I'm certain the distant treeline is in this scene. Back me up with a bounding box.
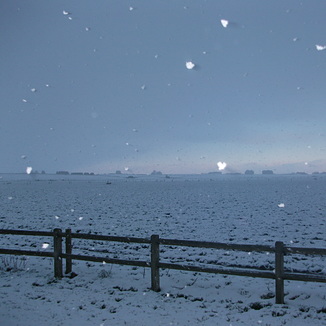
[56,171,95,176]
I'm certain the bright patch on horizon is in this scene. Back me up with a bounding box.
[220,19,229,28]
[186,61,195,70]
[278,203,285,208]
[26,167,32,174]
[316,44,326,51]
[217,162,227,171]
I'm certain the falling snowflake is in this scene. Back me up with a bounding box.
[220,19,229,28]
[30,88,37,92]
[85,27,90,31]
[78,217,83,221]
[22,99,27,103]
[185,61,195,70]
[278,203,285,208]
[42,243,49,249]
[217,162,227,171]
[26,167,32,174]
[21,155,27,159]
[316,44,326,51]
[63,10,70,15]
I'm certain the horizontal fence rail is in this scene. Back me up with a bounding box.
[1,228,325,304]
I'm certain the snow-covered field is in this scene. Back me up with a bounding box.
[0,173,325,325]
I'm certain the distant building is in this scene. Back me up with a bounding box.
[151,170,163,175]
[262,170,274,175]
[56,171,69,175]
[244,170,254,175]
[71,172,83,175]
[115,170,122,174]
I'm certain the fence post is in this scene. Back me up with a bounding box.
[151,234,160,292]
[275,241,284,304]
[53,228,63,278]
[65,229,72,274]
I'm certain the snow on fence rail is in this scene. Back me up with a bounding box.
[0,228,325,304]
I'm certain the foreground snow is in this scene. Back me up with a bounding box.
[0,174,325,325]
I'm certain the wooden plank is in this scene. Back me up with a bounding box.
[285,246,326,256]
[0,229,53,237]
[159,238,274,252]
[158,262,275,279]
[69,233,151,244]
[62,253,149,268]
[283,272,326,283]
[0,248,53,258]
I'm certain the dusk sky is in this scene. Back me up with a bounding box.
[1,0,326,174]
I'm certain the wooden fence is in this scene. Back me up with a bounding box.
[1,228,326,304]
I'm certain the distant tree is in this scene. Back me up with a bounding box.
[262,170,274,175]
[151,170,163,175]
[245,170,254,175]
[56,171,69,175]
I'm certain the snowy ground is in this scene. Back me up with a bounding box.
[0,173,325,325]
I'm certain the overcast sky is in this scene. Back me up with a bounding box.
[1,0,326,174]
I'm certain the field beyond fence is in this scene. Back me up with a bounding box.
[1,228,326,304]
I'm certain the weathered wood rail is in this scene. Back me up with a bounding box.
[1,228,325,304]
